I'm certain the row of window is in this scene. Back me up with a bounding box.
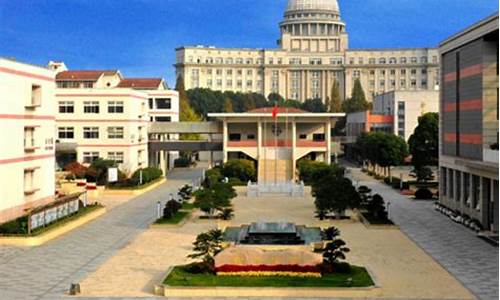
[59,101,124,114]
[57,81,94,89]
[348,56,438,65]
[357,68,429,77]
[367,79,428,89]
[83,151,124,164]
[58,126,127,139]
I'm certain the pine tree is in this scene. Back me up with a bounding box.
[330,79,342,113]
[342,78,370,113]
[175,75,201,140]
[223,97,234,112]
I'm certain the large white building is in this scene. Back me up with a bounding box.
[175,0,440,103]
[0,58,56,223]
[49,62,179,175]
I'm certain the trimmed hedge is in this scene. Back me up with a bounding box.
[414,188,434,200]
[131,167,163,185]
[221,159,256,182]
[174,157,191,168]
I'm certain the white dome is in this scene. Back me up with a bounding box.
[286,0,339,12]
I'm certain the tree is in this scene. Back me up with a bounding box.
[408,112,439,182]
[342,78,370,113]
[223,97,234,112]
[176,76,202,140]
[302,98,326,112]
[267,92,285,105]
[367,194,388,219]
[356,132,408,178]
[320,226,350,274]
[221,159,256,182]
[330,79,342,113]
[193,182,236,217]
[187,229,224,272]
[313,171,360,218]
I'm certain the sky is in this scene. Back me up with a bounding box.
[0,0,498,86]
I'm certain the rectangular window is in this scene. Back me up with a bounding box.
[472,175,480,209]
[28,84,42,107]
[247,134,255,140]
[449,169,454,198]
[441,167,447,196]
[107,101,124,113]
[463,173,470,206]
[24,127,35,149]
[24,169,35,193]
[107,152,124,163]
[108,127,124,139]
[58,127,74,139]
[313,134,325,141]
[155,98,171,109]
[229,133,241,141]
[83,81,93,88]
[83,101,99,113]
[455,171,461,202]
[83,127,99,139]
[83,152,99,164]
[155,116,171,122]
[58,101,74,113]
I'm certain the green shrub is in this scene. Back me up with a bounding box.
[414,188,433,200]
[166,200,182,213]
[227,177,246,186]
[298,160,344,185]
[88,159,117,185]
[131,167,162,185]
[204,167,223,187]
[221,159,256,182]
[0,216,29,235]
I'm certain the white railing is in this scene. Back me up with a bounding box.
[247,180,305,198]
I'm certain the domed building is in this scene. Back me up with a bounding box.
[175,0,439,103]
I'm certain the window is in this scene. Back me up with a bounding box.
[227,80,233,87]
[155,116,171,122]
[217,79,222,86]
[83,152,99,164]
[155,98,171,109]
[379,58,386,64]
[421,69,427,75]
[400,79,406,87]
[369,70,375,75]
[401,69,406,75]
[455,171,461,202]
[441,167,447,196]
[247,134,255,140]
[411,80,417,87]
[290,58,302,65]
[246,80,253,87]
[107,152,124,163]
[24,169,36,194]
[229,133,241,141]
[83,127,99,139]
[358,58,364,64]
[207,69,213,75]
[226,69,233,76]
[369,58,376,64]
[389,57,397,64]
[24,127,35,149]
[58,101,74,113]
[420,56,427,63]
[313,134,325,141]
[390,69,396,75]
[83,101,99,113]
[472,175,480,209]
[83,81,93,88]
[299,134,307,139]
[463,173,470,206]
[237,69,243,76]
[58,127,74,139]
[108,101,124,113]
[410,69,417,75]
[28,84,42,107]
[353,70,361,77]
[216,69,222,76]
[108,127,124,139]
[400,57,407,64]
[449,169,454,198]
[411,57,418,63]
[380,70,386,75]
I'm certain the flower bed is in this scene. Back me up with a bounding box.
[216,264,321,277]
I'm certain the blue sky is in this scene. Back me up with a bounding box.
[0,0,497,86]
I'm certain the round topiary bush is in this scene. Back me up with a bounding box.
[414,188,433,200]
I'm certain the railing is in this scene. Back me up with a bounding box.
[227,140,258,147]
[296,140,327,148]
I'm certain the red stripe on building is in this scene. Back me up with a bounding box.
[149,111,179,115]
[78,143,147,148]
[444,99,482,112]
[56,119,149,123]
[0,154,54,165]
[56,93,148,100]
[444,72,456,82]
[443,133,482,144]
[460,64,482,79]
[0,114,55,120]
[0,66,55,82]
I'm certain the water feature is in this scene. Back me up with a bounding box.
[223,222,321,245]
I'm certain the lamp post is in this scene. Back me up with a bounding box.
[156,201,161,219]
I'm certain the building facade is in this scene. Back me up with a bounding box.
[346,90,439,141]
[208,108,344,182]
[0,58,56,223]
[438,14,499,232]
[50,62,179,175]
[175,0,439,103]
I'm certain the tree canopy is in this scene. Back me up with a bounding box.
[408,112,439,182]
[342,78,370,113]
[356,132,408,173]
[329,79,342,113]
[302,98,327,112]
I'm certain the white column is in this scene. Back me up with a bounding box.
[326,119,332,164]
[223,119,228,163]
[257,120,262,161]
[292,119,297,180]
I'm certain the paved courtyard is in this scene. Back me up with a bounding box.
[0,168,203,300]
[79,186,473,300]
[346,166,499,300]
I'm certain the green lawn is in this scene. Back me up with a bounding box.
[164,264,374,287]
[154,211,189,225]
[181,202,196,210]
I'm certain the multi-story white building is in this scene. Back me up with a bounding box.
[0,58,56,223]
[175,0,439,103]
[50,62,179,175]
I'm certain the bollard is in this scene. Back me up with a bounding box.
[157,201,162,219]
[69,283,81,295]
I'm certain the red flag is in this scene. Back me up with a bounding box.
[272,105,279,119]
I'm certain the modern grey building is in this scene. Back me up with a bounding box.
[438,13,499,232]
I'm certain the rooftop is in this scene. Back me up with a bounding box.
[117,78,164,89]
[56,70,118,81]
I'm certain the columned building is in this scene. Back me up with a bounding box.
[438,14,499,232]
[208,108,344,182]
[175,0,439,103]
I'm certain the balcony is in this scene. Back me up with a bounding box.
[296,140,327,148]
[228,140,258,148]
[483,148,499,164]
